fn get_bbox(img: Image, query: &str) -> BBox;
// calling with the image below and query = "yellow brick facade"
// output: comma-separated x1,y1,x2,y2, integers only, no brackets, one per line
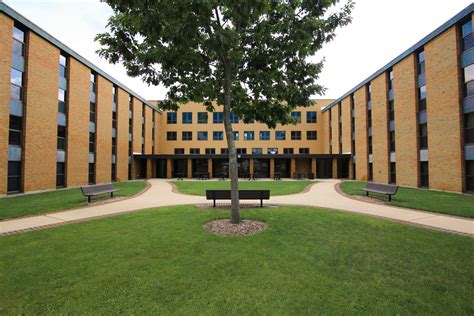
67,58,90,187
95,75,113,183
354,86,368,181
371,73,390,184
116,88,130,181
425,26,464,192
393,55,419,188
23,32,59,192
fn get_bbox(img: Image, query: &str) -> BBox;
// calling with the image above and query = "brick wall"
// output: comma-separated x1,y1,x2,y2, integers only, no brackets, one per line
132,97,142,154
371,72,390,183
393,54,419,187
354,86,368,180
116,88,129,181
425,26,464,192
23,32,59,192
95,75,112,183
341,96,352,154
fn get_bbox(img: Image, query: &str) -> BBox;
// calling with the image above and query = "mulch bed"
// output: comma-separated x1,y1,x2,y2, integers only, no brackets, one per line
203,219,267,236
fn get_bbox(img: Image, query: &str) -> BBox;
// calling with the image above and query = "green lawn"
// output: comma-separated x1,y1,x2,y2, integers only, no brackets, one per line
171,180,314,196
339,181,474,218
0,181,147,220
0,205,472,314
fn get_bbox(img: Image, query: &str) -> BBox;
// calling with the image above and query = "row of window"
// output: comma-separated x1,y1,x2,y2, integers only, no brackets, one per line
56,53,68,188
462,20,474,192
167,111,318,124
111,86,117,181
7,26,26,193
172,148,311,155
167,130,317,141
89,73,97,184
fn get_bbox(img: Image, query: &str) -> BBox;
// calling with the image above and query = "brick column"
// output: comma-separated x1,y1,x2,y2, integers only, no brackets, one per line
332,158,338,178
290,158,296,178
208,159,213,178
311,158,317,178
270,158,275,178
166,158,172,178
249,158,254,175
187,159,192,178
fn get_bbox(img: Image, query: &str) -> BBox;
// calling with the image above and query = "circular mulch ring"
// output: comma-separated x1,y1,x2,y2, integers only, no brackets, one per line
203,219,267,237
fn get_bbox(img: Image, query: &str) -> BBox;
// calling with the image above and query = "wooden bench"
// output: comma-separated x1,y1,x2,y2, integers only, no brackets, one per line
206,190,270,208
361,182,399,202
80,183,121,203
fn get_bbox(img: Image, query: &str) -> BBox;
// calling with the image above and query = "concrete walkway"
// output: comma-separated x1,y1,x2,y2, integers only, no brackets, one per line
0,179,472,236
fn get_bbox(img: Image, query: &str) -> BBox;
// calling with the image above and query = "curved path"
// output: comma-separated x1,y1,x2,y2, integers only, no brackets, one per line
0,179,472,236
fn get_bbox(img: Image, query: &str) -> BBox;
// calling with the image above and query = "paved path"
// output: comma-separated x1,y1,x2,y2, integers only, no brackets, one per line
0,179,472,236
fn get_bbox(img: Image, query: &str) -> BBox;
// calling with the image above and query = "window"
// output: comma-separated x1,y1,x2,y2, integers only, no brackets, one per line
182,112,192,124
291,111,301,123
307,131,317,140
462,20,474,51
368,136,373,154
197,131,208,141
389,100,395,121
237,148,247,154
465,112,474,144
58,89,66,113
213,131,223,140
291,131,301,140
167,112,177,124
198,112,208,124
299,148,309,154
283,148,294,154
221,148,229,154
390,131,396,152
388,69,394,92
167,131,177,141
244,131,254,140
90,73,96,93
182,131,192,141
57,162,65,188
419,123,428,149
268,148,278,154
205,148,216,154
8,161,21,193
57,126,66,150
233,131,239,140
213,112,223,124
59,54,67,78
174,148,185,154
190,148,200,154
420,162,429,188
390,162,396,184
88,163,95,184
252,148,263,154
307,111,317,123
259,131,270,140
275,131,286,140
12,27,25,57
368,163,373,181
464,64,474,97
9,116,22,146
466,160,474,192
230,112,239,124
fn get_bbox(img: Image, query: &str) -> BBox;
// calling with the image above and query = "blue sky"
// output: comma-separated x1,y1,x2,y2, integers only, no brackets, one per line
4,0,473,101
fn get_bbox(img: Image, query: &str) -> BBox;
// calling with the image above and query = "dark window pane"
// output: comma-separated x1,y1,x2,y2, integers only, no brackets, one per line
9,130,21,145
8,161,21,176
59,65,67,78
7,176,21,193
13,27,25,42
58,101,66,113
57,162,65,174
463,32,474,51
465,81,474,98
9,115,22,131
57,137,65,150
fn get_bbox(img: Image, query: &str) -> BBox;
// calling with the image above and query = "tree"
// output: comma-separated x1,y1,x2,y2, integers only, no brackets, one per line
96,0,353,224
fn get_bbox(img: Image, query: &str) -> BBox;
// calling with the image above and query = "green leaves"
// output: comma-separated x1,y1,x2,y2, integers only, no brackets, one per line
96,0,353,126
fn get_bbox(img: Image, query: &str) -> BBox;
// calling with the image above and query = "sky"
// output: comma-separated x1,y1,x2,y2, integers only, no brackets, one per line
4,0,473,101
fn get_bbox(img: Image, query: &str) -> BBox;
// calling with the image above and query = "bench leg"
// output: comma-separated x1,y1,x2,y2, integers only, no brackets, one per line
213,199,216,208
88,196,91,203
111,192,113,198
261,199,263,208
366,191,369,197
388,195,391,202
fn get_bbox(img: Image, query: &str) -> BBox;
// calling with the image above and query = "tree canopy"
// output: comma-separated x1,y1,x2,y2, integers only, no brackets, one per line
96,0,353,126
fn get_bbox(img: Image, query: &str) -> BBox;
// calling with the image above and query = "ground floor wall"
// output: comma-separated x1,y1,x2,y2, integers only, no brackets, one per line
132,156,350,180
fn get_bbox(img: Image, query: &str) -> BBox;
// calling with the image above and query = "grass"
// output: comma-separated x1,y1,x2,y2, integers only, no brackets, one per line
0,181,147,220
171,180,315,196
0,205,473,314
339,181,474,218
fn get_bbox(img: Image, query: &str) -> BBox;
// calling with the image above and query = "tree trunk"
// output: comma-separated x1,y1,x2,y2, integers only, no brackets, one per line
222,63,240,224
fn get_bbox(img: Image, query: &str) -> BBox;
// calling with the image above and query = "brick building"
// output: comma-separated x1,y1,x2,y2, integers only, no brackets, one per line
0,2,473,194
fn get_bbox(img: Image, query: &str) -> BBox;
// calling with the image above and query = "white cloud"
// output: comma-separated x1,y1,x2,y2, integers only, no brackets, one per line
4,0,473,100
